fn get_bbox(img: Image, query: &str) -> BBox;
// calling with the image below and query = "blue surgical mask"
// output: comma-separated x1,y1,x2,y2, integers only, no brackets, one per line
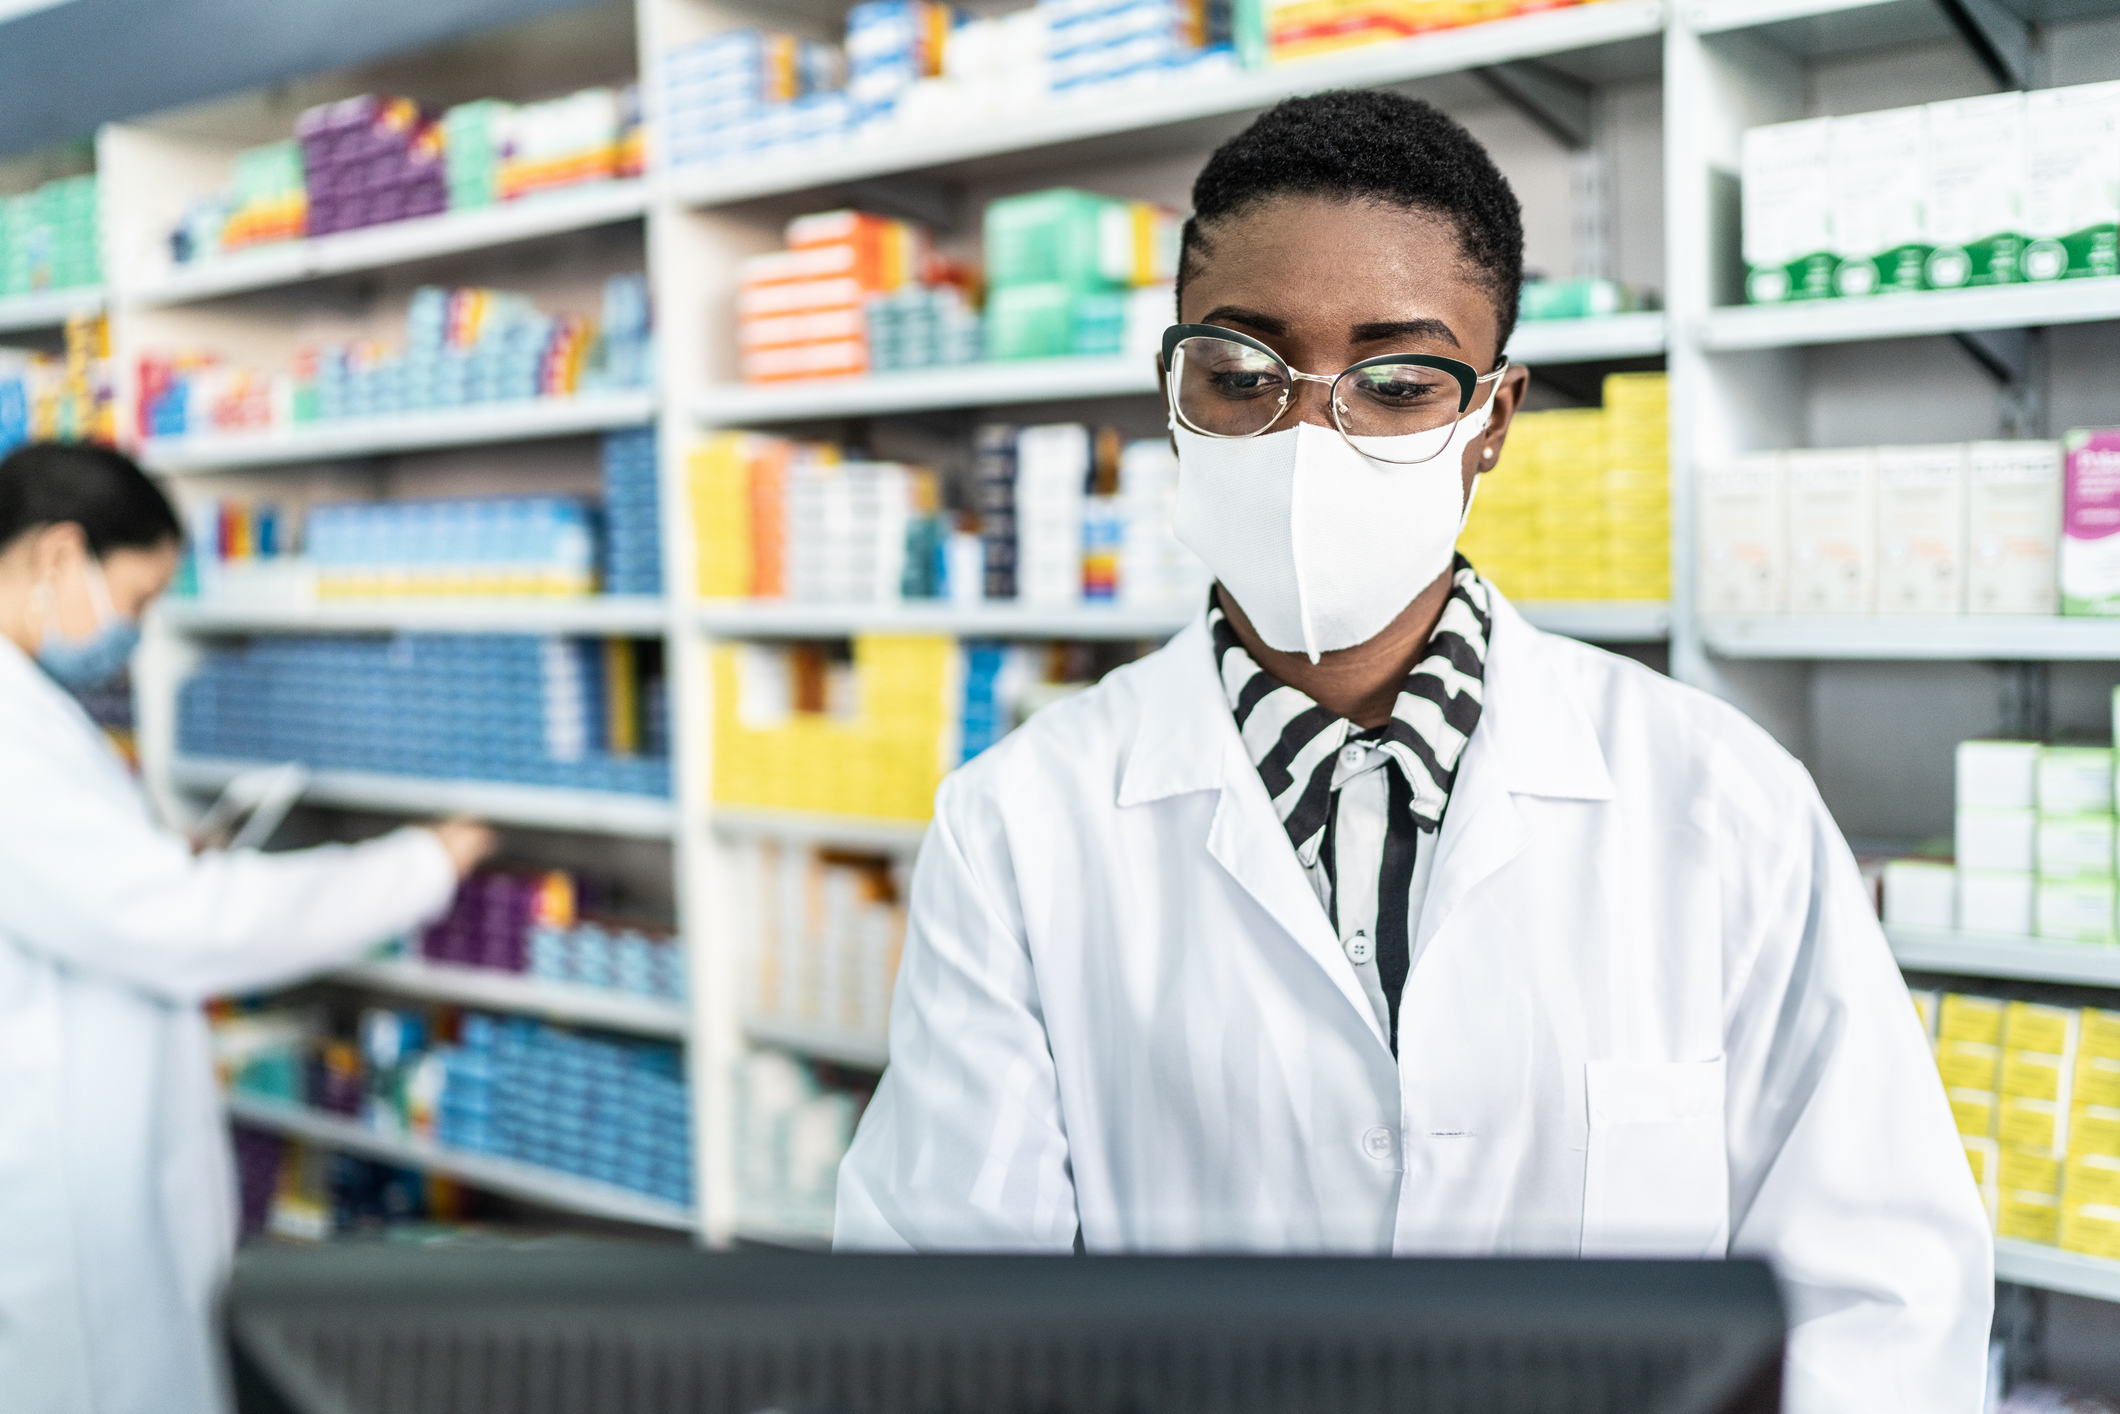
37,557,142,690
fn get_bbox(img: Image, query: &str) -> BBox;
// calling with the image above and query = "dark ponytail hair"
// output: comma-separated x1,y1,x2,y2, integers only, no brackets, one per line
0,442,182,558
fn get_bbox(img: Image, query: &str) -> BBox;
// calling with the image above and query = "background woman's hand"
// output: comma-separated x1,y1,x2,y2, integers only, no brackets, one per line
428,818,499,878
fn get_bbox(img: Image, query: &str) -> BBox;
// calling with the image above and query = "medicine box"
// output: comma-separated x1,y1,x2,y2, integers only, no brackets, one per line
2037,878,2118,942
1960,870,2036,934
1959,808,2037,872
1828,105,1929,297
1883,859,1956,928
1741,117,1835,303
1785,448,1877,613
2064,428,2120,615
1922,92,2025,289
1958,739,2042,808
1967,441,2062,614
1875,443,1967,613
1698,452,1786,613
2039,814,2118,879
2022,80,2120,283
2039,746,2116,814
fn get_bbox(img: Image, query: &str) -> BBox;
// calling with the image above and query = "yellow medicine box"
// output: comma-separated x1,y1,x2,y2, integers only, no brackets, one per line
1941,993,2006,1045
2002,1050,2067,1102
1949,1088,1997,1138
2000,1095,2066,1153
1938,1039,2002,1091
1999,1189,2061,1244
2061,1202,2120,1260
2002,1147,2063,1195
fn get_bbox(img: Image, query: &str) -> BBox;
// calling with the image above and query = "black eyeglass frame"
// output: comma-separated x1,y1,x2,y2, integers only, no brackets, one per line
1158,323,1508,460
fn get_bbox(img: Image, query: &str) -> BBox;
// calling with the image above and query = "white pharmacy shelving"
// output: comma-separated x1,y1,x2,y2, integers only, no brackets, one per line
223,1091,696,1232
328,957,688,1040
1886,927,2120,989
0,285,104,334
129,180,650,307
1699,279,2120,353
140,390,657,475
741,1014,891,1071
78,0,2120,1299
712,805,930,854
157,595,671,637
168,756,679,839
1994,1240,2120,1306
1700,617,2120,661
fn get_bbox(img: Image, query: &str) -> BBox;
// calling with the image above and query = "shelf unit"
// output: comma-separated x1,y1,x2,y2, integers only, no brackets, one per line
224,1091,695,1231
140,390,657,475
53,0,2113,1298
327,957,688,1039
157,595,671,636
168,756,678,838
1888,927,2120,988
0,285,103,334
741,1014,890,1071
129,180,650,307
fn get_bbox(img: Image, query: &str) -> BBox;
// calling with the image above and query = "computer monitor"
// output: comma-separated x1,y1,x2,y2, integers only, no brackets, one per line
226,1247,1784,1414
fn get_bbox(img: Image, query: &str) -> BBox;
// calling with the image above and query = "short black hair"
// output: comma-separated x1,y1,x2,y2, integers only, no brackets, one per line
0,442,182,558
1178,89,1525,359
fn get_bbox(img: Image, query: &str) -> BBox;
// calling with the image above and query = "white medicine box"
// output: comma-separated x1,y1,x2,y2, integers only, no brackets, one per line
1958,808,2037,873
1957,739,2042,809
2037,814,2118,880
1961,870,2036,934
1883,860,1957,928
2038,747,2116,814
1967,441,2061,614
1698,452,1786,613
1875,444,1968,613
1786,448,1878,613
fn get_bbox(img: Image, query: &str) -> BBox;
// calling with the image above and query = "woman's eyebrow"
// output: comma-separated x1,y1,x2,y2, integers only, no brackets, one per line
1200,305,1287,335
1350,318,1461,347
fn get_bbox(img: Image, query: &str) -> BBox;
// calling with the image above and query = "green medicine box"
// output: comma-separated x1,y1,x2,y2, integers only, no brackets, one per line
983,188,1127,292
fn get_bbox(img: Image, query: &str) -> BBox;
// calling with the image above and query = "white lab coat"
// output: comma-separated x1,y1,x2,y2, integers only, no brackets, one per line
0,636,458,1414
836,590,1995,1413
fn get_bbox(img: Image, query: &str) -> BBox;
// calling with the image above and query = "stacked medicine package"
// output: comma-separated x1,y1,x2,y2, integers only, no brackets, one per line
735,209,949,382
171,88,642,264
0,173,99,296
231,1125,484,1241
982,187,1175,362
1884,721,2120,944
1908,990,2120,1260
1455,372,1668,602
136,274,650,439
0,312,113,454
1699,430,2120,617
175,429,663,607
381,864,686,1003
177,634,672,797
712,634,1140,820
690,425,1205,609
740,844,907,1046
215,1002,691,1208
1742,81,2120,303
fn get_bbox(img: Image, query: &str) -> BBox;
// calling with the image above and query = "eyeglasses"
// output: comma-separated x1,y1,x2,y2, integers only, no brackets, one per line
1161,323,1507,466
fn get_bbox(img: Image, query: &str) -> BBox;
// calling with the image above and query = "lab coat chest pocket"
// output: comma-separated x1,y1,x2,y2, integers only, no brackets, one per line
1580,1057,1729,1258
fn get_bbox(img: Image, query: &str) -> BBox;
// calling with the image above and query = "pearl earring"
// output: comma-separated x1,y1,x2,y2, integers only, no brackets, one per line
1481,448,1495,461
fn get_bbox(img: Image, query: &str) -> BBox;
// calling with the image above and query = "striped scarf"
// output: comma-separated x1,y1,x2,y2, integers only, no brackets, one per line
1211,556,1493,867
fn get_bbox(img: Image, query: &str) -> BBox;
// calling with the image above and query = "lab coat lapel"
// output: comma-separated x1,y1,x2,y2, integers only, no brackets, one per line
1118,613,1389,1048
1416,592,1615,960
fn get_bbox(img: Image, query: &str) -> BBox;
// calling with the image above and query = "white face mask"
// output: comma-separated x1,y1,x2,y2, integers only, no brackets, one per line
1173,397,1494,662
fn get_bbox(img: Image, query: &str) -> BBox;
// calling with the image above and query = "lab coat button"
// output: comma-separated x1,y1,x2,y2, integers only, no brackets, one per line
1339,745,1365,768
1343,931,1373,964
1362,1127,1395,1159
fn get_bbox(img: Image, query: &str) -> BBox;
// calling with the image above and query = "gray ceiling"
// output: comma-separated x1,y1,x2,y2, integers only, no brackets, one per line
0,0,601,157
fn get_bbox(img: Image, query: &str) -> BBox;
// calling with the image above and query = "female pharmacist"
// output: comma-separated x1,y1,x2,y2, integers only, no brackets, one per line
837,90,1993,1412
0,442,496,1414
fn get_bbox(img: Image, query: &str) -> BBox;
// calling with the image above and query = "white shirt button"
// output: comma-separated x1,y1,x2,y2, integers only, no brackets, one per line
1362,1126,1395,1159
1343,931,1373,965
1339,744,1365,768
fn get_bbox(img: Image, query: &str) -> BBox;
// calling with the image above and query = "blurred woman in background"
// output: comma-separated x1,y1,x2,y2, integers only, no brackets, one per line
0,441,496,1414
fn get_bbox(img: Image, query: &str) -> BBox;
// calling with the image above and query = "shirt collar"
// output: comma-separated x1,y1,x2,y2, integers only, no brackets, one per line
1209,556,1494,865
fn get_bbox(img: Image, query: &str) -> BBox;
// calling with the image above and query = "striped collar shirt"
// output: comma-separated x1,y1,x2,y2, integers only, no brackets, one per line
1211,556,1493,1056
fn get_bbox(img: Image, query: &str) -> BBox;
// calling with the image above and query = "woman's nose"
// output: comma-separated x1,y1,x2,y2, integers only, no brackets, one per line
1266,375,1338,435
